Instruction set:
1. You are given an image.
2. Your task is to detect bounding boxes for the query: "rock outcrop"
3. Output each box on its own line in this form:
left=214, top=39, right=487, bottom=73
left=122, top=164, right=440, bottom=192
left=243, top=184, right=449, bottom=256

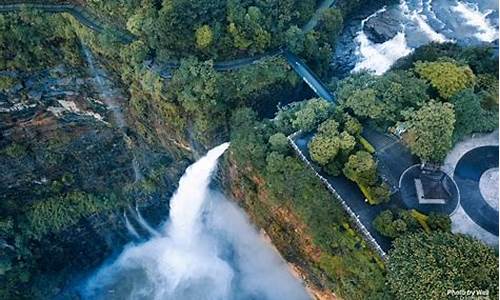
left=363, top=10, right=403, bottom=43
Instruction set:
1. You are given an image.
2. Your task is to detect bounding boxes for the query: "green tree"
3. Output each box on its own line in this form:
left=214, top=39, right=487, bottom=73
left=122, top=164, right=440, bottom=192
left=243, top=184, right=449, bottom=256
left=415, top=60, right=476, bottom=99
left=195, top=25, right=214, bottom=49
left=285, top=25, right=305, bottom=53
left=451, top=89, right=498, bottom=141
left=427, top=212, right=451, bottom=232
left=367, top=183, right=391, bottom=204
left=373, top=210, right=408, bottom=238
left=343, top=88, right=383, bottom=119
left=309, top=134, right=340, bottom=165
left=317, top=118, right=339, bottom=135
left=477, top=74, right=499, bottom=111
left=337, top=71, right=429, bottom=124
left=404, top=101, right=455, bottom=162
left=268, top=133, right=289, bottom=154
left=229, top=108, right=268, bottom=169
left=292, top=98, right=332, bottom=132
left=343, top=151, right=378, bottom=186
left=319, top=8, right=343, bottom=43
left=120, top=40, right=149, bottom=64
left=343, top=114, right=362, bottom=136
left=126, top=2, right=156, bottom=38
left=338, top=131, right=356, bottom=152
left=308, top=118, right=356, bottom=167
left=388, top=232, right=499, bottom=300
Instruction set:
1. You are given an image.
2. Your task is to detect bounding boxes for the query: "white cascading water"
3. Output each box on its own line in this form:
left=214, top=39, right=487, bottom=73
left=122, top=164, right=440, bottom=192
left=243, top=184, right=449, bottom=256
left=352, top=0, right=498, bottom=75
left=81, top=46, right=126, bottom=129
left=82, top=45, right=146, bottom=182
left=132, top=158, right=144, bottom=182
left=451, top=1, right=498, bottom=42
left=123, top=211, right=141, bottom=240
left=353, top=7, right=413, bottom=75
left=82, top=143, right=310, bottom=300
left=134, top=205, right=161, bottom=238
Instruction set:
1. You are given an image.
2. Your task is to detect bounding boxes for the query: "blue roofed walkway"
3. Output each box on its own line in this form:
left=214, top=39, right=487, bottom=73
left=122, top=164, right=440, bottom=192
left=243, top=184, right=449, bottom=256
left=282, top=50, right=336, bottom=102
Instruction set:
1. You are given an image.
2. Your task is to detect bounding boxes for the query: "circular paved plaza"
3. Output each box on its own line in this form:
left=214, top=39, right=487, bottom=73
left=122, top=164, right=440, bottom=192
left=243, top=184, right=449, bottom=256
left=454, top=146, right=499, bottom=236
left=479, top=168, right=499, bottom=211
left=399, top=165, right=459, bottom=215
left=398, top=143, right=499, bottom=241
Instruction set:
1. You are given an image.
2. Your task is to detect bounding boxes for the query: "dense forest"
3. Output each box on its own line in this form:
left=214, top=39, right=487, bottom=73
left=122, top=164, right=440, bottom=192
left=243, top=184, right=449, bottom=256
left=225, top=42, right=499, bottom=299
left=0, top=0, right=498, bottom=299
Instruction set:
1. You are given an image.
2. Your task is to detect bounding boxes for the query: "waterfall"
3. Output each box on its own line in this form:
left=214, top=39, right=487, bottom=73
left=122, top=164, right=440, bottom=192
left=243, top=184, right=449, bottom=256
left=81, top=45, right=145, bottom=181
left=165, top=143, right=230, bottom=242
left=123, top=211, right=141, bottom=240
left=82, top=143, right=310, bottom=300
left=81, top=46, right=126, bottom=129
left=132, top=158, right=143, bottom=182
left=133, top=205, right=161, bottom=238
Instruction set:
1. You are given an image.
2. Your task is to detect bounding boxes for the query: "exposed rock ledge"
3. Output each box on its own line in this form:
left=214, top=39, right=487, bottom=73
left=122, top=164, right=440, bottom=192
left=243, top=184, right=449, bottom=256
left=363, top=10, right=402, bottom=43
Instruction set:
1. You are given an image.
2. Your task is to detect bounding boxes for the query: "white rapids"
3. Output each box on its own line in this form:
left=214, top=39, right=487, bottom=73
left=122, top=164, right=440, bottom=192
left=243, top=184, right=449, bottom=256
left=352, top=0, right=498, bottom=74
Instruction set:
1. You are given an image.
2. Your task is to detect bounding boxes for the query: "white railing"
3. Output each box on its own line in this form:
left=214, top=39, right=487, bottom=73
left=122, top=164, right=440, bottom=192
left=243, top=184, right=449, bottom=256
left=288, top=131, right=387, bottom=260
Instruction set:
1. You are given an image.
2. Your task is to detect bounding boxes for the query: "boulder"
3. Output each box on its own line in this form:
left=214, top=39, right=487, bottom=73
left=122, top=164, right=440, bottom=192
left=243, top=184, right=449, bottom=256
left=363, top=10, right=403, bottom=43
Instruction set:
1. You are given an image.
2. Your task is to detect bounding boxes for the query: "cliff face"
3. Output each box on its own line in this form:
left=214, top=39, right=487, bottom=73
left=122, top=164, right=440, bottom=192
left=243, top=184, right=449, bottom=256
left=0, top=66, right=133, bottom=201
left=0, top=56, right=190, bottom=298
left=221, top=155, right=338, bottom=300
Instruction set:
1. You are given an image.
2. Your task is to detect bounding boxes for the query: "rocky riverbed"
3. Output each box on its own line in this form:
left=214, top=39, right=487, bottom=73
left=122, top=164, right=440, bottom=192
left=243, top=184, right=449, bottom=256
left=332, top=0, right=499, bottom=76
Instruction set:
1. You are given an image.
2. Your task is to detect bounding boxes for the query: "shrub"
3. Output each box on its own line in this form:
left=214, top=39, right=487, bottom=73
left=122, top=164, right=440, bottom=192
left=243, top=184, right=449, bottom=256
left=27, top=192, right=120, bottom=238
left=1, top=143, right=27, bottom=158
left=358, top=136, right=375, bottom=154
left=388, top=232, right=499, bottom=300
left=268, top=133, right=289, bottom=154
left=0, top=76, right=16, bottom=92
left=409, top=209, right=431, bottom=233
left=414, top=60, right=475, bottom=99
left=427, top=212, right=451, bottom=232
left=373, top=210, right=408, bottom=238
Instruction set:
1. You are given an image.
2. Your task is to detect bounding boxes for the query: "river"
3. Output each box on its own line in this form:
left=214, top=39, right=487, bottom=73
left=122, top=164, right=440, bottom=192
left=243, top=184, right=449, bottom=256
left=335, top=0, right=498, bottom=75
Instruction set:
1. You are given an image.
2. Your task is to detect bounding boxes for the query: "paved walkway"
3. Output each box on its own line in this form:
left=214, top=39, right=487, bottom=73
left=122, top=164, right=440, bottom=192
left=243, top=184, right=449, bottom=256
left=454, top=146, right=498, bottom=235
left=362, top=127, right=417, bottom=191
left=443, top=131, right=499, bottom=247
left=0, top=1, right=135, bottom=43
left=302, top=0, right=336, bottom=33
left=293, top=131, right=403, bottom=252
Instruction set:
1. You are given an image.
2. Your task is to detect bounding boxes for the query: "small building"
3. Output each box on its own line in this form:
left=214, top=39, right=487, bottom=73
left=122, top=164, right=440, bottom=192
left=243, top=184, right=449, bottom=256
left=415, top=164, right=451, bottom=205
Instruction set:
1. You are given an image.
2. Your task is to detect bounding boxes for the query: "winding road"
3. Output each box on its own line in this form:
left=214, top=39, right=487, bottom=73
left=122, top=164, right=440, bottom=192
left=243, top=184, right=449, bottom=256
left=302, top=0, right=336, bottom=32
left=0, top=1, right=135, bottom=43
left=0, top=1, right=337, bottom=103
